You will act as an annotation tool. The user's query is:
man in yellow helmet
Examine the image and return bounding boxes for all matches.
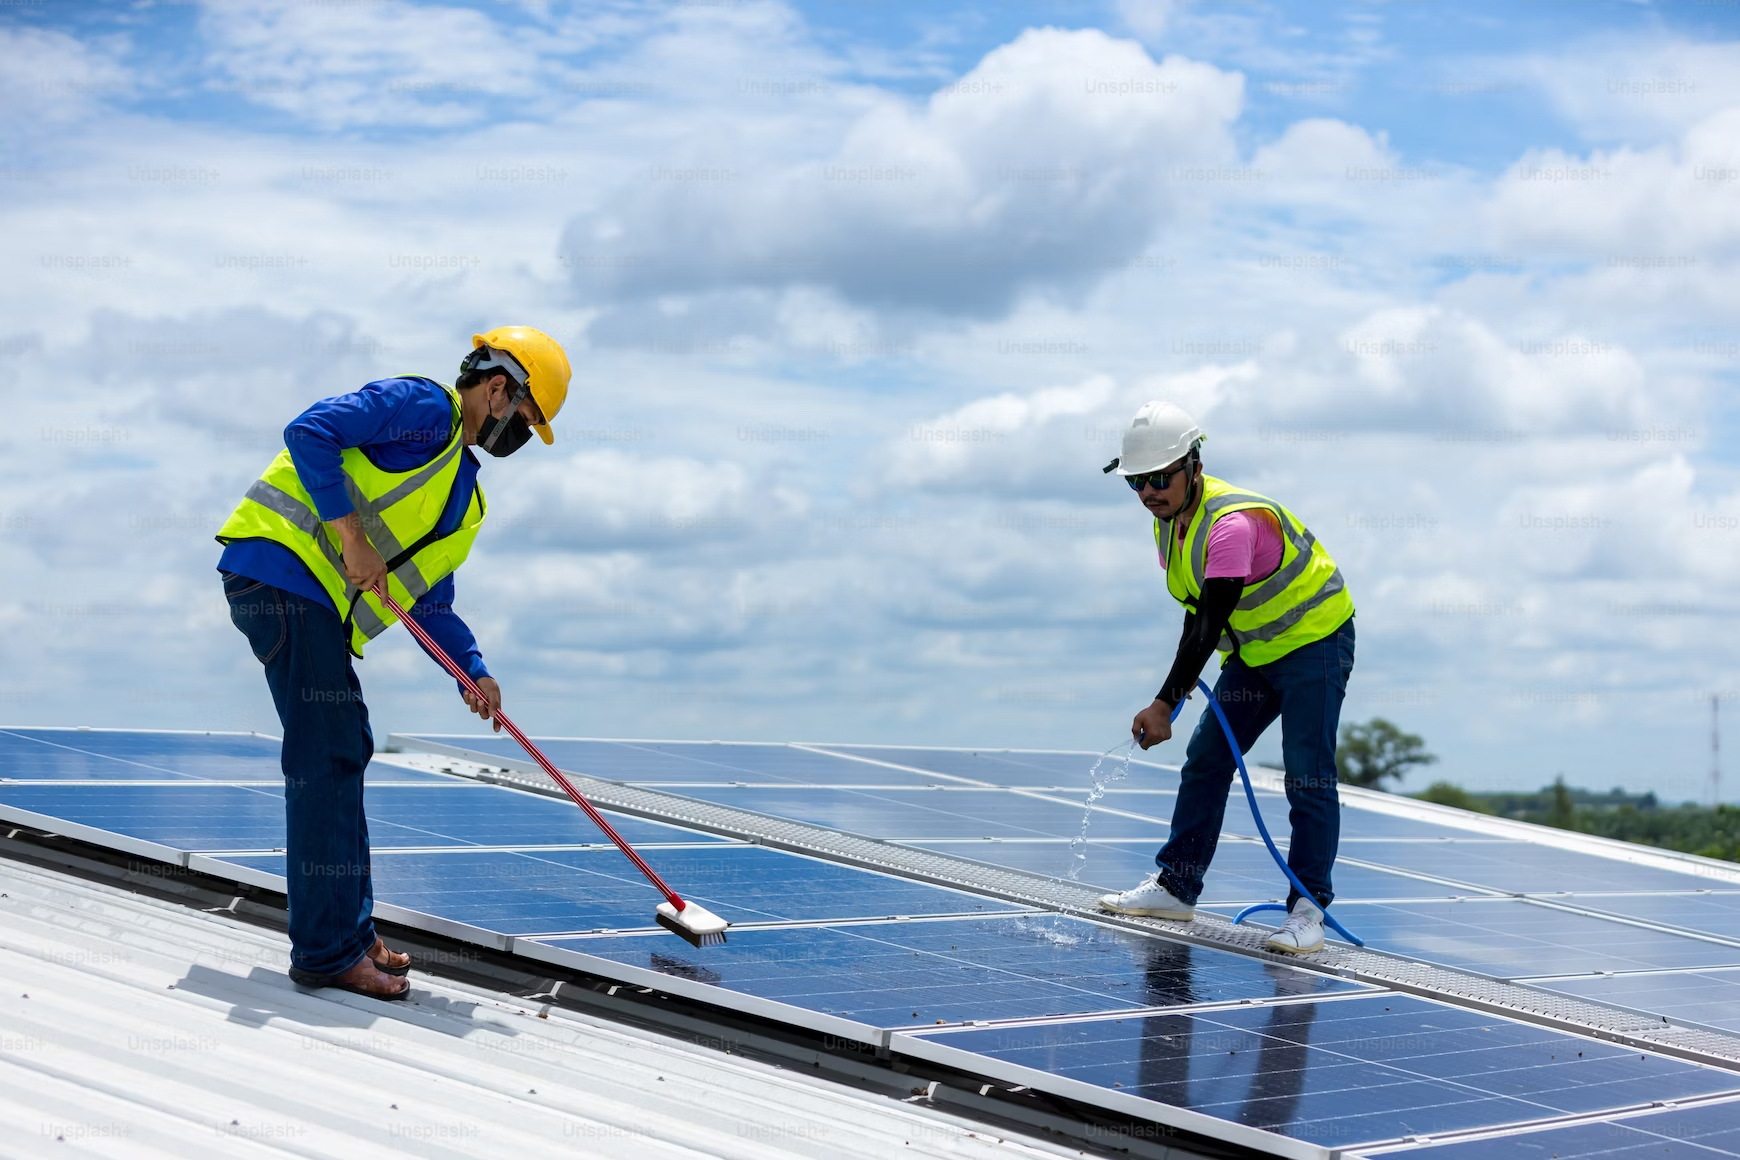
[214,327,571,999]
[1096,402,1355,956]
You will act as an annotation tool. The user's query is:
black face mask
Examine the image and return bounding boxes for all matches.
[477,410,533,457]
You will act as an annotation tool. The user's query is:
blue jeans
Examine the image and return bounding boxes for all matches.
[1155,616,1355,910]
[222,572,377,976]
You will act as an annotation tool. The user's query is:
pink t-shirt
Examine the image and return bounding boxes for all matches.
[1200,509,1284,584]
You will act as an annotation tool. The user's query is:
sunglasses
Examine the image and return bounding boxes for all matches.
[1125,464,1192,492]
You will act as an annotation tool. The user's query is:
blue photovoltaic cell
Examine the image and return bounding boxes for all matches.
[356,784,726,847]
[1398,1099,1740,1160]
[1330,811,1491,841]
[0,728,278,782]
[1550,892,1740,943]
[1527,969,1740,1035]
[919,994,1740,1148]
[0,728,450,784]
[1212,898,1740,977]
[662,786,1171,841]
[814,745,1181,788]
[401,735,945,786]
[908,839,1482,903]
[540,914,1362,1028]
[216,845,1021,934]
[0,782,722,852]
[1341,840,1714,895]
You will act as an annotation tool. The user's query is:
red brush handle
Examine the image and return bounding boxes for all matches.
[376,589,688,912]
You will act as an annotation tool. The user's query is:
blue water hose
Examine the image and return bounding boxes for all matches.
[1157,678,1364,947]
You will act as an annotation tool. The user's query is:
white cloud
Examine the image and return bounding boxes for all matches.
[561,28,1244,317]
[1525,39,1740,143]
[1487,108,1740,258]
[0,25,131,131]
[195,0,544,128]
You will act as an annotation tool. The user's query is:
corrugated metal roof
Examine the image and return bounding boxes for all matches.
[0,852,1105,1159]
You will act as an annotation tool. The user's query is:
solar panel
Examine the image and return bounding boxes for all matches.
[1239,898,1740,977]
[909,994,1740,1148]
[1382,1097,1740,1160]
[11,729,1740,1156]
[812,744,1179,787]
[0,727,450,784]
[535,914,1366,1029]
[0,782,725,851]
[907,838,1494,902]
[1328,839,1716,895]
[402,735,948,786]
[653,785,1173,840]
[211,846,1021,934]
[1523,969,1740,1035]
[1546,892,1740,942]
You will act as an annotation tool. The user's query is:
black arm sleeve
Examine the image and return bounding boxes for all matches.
[1156,577,1243,706]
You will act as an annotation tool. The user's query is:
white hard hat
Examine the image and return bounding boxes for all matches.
[1114,401,1205,475]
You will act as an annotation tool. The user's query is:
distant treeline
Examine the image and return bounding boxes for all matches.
[1413,778,1740,863]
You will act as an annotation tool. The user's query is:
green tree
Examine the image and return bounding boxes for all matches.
[1413,781,1491,813]
[1336,718,1437,790]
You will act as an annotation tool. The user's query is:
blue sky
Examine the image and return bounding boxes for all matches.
[3,0,1738,800]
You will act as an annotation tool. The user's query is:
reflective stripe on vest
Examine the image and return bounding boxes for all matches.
[215,382,484,657]
[1156,475,1353,666]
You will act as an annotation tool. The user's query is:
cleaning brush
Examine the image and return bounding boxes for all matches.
[377,589,730,948]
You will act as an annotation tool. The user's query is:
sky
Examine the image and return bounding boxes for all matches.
[2,0,1738,800]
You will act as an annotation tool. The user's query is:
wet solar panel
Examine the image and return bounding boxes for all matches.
[10,729,1740,1156]
[0,782,725,851]
[1524,968,1740,1035]
[1228,897,1740,977]
[537,914,1364,1029]
[213,845,1021,934]
[914,994,1740,1148]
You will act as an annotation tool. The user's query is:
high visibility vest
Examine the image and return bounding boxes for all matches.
[1156,475,1352,666]
[216,380,485,657]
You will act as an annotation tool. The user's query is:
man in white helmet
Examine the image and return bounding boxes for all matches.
[1096,401,1355,954]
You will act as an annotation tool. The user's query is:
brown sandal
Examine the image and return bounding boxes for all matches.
[368,937,411,977]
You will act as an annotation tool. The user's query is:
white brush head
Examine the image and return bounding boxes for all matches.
[656,900,729,947]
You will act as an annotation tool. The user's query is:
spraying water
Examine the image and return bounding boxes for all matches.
[1064,738,1137,882]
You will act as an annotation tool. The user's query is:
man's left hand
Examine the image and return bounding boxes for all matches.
[464,677,503,732]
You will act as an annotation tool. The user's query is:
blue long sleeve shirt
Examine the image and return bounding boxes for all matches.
[217,377,489,686]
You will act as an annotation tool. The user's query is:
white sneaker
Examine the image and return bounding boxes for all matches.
[1097,875,1194,920]
[1265,897,1325,955]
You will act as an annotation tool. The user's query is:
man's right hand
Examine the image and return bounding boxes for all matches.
[328,514,388,595]
[1132,700,1175,750]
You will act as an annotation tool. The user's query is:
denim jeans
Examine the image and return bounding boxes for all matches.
[222,572,377,976]
[1154,616,1355,910]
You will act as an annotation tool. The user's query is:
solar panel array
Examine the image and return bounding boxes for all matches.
[2,725,1739,1158]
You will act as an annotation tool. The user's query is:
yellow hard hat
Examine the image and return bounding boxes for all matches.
[470,326,571,445]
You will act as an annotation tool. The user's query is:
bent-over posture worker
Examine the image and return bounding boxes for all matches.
[1097,401,1354,955]
[215,327,571,998]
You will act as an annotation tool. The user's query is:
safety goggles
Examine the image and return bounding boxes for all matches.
[461,344,531,389]
[1125,463,1191,492]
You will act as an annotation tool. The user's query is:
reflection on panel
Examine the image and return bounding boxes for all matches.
[661,785,1171,841]
[541,915,1361,1029]
[907,838,1483,903]
[1342,840,1711,894]
[1552,892,1740,944]
[0,782,721,851]
[402,735,941,786]
[1219,898,1740,977]
[0,728,450,784]
[1396,1098,1740,1160]
[814,745,1179,789]
[218,845,1020,934]
[919,994,1740,1147]
[1527,969,1740,1035]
